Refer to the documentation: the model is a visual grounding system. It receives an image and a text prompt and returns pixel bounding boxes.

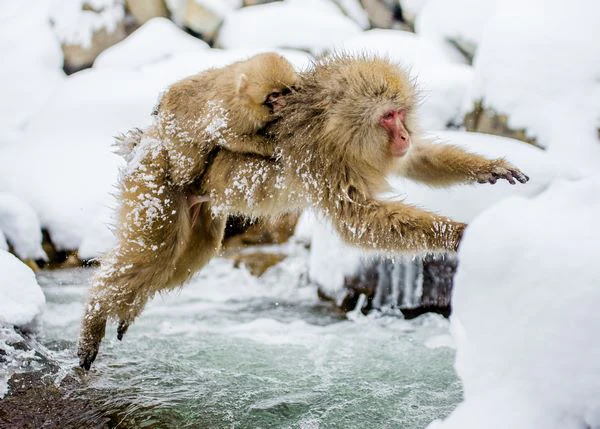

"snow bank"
[429,177,600,429]
[0,68,157,253]
[94,17,209,69]
[216,0,362,54]
[0,1,64,130]
[334,30,472,129]
[466,0,600,173]
[0,250,45,327]
[0,193,46,261]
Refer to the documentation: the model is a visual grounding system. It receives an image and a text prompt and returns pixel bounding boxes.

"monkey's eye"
[382,111,395,120]
[281,87,292,96]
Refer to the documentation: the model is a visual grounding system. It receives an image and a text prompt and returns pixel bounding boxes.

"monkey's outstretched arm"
[328,196,466,253]
[399,141,529,187]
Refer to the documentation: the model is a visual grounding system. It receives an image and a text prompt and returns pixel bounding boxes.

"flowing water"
[34,244,461,428]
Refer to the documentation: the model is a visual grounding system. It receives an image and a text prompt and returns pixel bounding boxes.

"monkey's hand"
[77,306,108,370]
[476,160,529,185]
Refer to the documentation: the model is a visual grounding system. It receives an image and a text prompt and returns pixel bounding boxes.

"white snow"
[94,17,209,69]
[0,230,7,251]
[216,0,362,54]
[0,1,65,130]
[466,0,600,173]
[0,67,157,252]
[428,177,600,429]
[0,193,47,261]
[308,216,363,298]
[193,0,242,17]
[334,29,467,67]
[415,0,496,55]
[0,250,46,327]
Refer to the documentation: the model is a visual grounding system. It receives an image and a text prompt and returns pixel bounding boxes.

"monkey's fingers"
[117,320,129,341]
[509,169,530,184]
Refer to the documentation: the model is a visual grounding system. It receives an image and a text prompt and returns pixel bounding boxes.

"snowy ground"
[1,0,600,426]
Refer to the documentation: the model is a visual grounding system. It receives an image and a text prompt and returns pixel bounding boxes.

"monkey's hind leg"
[167,202,227,288]
[78,138,193,369]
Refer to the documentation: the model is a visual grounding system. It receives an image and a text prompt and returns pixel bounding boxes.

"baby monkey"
[154,52,298,187]
[78,53,298,369]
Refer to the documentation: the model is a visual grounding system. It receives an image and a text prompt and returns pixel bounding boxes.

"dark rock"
[464,100,541,147]
[319,254,457,319]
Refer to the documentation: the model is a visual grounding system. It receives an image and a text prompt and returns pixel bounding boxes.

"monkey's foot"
[77,311,107,370]
[477,164,529,185]
[117,320,129,341]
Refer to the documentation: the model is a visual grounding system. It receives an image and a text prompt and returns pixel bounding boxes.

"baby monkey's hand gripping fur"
[78,55,529,370]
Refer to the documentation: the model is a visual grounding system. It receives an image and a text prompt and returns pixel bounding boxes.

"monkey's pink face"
[379,109,411,157]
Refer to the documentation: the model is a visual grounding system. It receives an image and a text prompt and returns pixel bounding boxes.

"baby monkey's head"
[233,53,298,130]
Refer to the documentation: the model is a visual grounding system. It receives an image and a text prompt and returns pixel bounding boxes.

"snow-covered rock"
[94,17,209,69]
[49,0,125,48]
[0,250,45,327]
[331,0,370,29]
[0,1,65,130]
[0,193,46,261]
[49,0,127,71]
[428,177,600,429]
[466,0,600,173]
[126,0,169,25]
[216,0,362,54]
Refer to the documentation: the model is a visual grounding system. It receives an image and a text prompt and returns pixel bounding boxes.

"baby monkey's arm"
[219,134,277,158]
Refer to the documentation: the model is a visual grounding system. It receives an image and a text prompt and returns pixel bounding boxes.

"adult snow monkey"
[78,55,528,370]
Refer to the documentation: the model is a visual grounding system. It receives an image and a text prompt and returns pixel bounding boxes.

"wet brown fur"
[78,55,528,369]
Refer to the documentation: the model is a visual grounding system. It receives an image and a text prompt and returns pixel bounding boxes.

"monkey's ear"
[236,73,248,94]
